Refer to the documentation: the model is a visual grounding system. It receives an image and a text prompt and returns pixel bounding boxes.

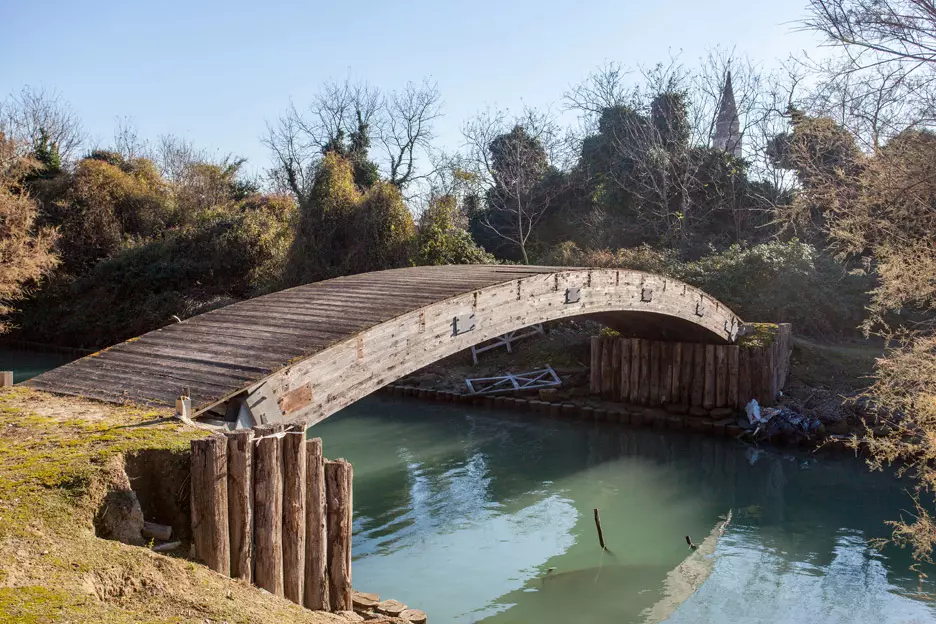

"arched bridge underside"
[27,265,743,427]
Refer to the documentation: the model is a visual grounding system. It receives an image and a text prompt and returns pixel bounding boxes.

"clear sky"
[2,0,822,176]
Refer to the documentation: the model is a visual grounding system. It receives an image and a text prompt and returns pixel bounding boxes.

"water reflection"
[314,396,936,624]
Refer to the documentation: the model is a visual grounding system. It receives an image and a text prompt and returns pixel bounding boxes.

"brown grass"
[0,387,349,623]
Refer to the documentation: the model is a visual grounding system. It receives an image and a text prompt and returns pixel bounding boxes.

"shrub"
[15,196,295,347]
[414,195,494,266]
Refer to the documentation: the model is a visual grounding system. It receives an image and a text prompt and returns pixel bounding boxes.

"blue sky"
[2,0,821,176]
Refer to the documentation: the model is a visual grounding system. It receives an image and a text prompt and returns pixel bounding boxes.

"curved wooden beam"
[26,265,742,426]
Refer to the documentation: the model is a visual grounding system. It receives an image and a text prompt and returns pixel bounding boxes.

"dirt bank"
[0,387,368,623]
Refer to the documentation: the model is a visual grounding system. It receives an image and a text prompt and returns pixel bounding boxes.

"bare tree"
[113,116,148,161]
[379,80,442,188]
[0,87,84,161]
[462,108,571,263]
[265,78,441,202]
[565,61,636,131]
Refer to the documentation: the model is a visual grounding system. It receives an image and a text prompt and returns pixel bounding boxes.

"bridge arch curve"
[28,265,742,426]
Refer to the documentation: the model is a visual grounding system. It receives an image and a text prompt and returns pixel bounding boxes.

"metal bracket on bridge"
[695,301,706,317]
[641,288,653,302]
[453,313,477,336]
[565,287,581,304]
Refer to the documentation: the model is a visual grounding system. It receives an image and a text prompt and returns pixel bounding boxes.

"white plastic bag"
[745,399,766,426]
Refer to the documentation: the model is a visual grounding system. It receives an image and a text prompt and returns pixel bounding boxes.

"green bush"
[14,197,295,348]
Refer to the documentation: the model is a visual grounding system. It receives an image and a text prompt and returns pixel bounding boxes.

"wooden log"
[304,437,328,611]
[727,346,740,408]
[703,345,716,409]
[629,339,641,403]
[227,429,253,581]
[764,343,777,404]
[0,371,12,387]
[600,337,614,399]
[400,609,427,624]
[589,336,601,394]
[619,339,631,402]
[282,427,307,605]
[738,347,751,406]
[680,342,694,405]
[611,338,622,401]
[325,459,353,612]
[142,521,172,542]
[649,341,661,406]
[747,347,763,405]
[661,342,673,404]
[715,345,728,408]
[638,339,651,405]
[671,343,682,405]
[254,424,284,596]
[691,344,705,406]
[190,434,230,576]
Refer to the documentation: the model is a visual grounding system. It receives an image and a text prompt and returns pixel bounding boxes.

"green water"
[0,348,74,383]
[316,396,936,624]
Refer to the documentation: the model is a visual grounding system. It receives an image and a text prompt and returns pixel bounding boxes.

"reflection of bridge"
[27,265,742,426]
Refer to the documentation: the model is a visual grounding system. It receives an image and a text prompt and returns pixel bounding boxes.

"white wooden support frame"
[470,324,545,365]
[465,366,561,395]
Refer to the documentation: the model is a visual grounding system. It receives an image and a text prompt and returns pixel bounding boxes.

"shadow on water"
[313,396,936,624]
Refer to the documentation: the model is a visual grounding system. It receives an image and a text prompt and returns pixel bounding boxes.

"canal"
[317,396,936,624]
[9,352,935,622]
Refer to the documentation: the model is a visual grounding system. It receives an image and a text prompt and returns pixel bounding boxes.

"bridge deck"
[26,265,558,410]
[26,264,742,422]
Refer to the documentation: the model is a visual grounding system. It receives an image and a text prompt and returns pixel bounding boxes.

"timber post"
[304,437,328,611]
[325,459,353,611]
[253,423,284,597]
[227,429,253,581]
[282,424,307,605]
[190,434,230,576]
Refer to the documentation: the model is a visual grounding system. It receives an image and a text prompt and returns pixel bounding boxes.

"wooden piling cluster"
[589,324,792,409]
[190,425,352,612]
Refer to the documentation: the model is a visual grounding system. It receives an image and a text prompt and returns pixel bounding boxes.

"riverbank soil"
[402,320,883,433]
[0,387,366,623]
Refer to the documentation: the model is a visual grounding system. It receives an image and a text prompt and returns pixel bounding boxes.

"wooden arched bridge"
[27,265,743,427]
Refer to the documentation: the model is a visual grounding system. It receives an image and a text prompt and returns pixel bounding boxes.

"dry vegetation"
[0,387,350,624]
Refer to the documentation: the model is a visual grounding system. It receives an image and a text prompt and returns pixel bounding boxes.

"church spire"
[713,71,742,157]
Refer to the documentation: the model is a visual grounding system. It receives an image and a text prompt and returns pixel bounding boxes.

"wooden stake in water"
[593,508,607,550]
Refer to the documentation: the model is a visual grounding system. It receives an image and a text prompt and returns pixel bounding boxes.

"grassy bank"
[0,387,346,624]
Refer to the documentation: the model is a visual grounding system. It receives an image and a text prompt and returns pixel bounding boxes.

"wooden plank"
[619,338,631,402]
[600,337,613,399]
[191,435,230,576]
[680,342,693,405]
[282,427,307,605]
[253,424,284,597]
[661,342,673,404]
[715,345,728,408]
[747,347,762,405]
[727,345,740,408]
[629,338,641,403]
[691,344,705,407]
[304,438,328,611]
[649,341,661,406]
[671,343,683,404]
[589,336,601,394]
[325,459,353,612]
[638,339,651,405]
[703,345,716,409]
[738,347,751,406]
[227,430,253,582]
[611,338,622,401]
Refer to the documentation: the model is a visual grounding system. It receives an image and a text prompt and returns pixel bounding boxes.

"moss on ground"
[0,387,347,624]
[737,323,778,349]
